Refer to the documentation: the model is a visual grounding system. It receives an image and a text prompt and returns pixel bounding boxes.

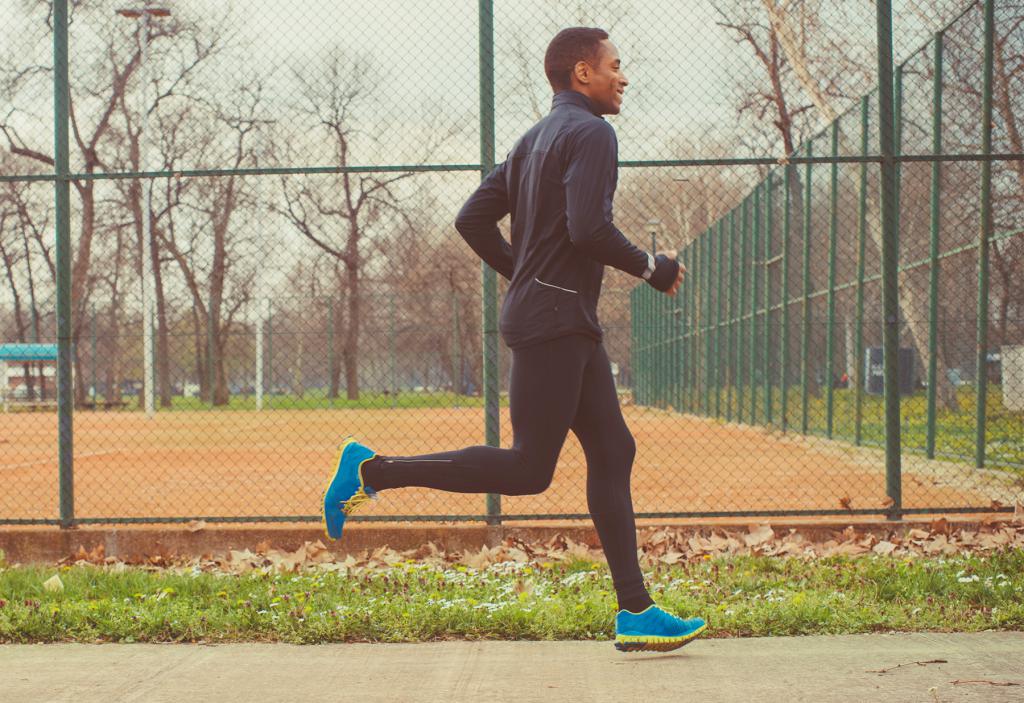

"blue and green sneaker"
[614,605,707,652]
[321,436,379,541]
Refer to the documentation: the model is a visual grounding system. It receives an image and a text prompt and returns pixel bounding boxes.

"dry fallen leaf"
[744,524,775,547]
[43,574,64,593]
[186,520,206,533]
[872,541,897,556]
[660,551,684,565]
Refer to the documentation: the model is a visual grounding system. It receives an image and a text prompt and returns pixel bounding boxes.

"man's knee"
[510,450,557,495]
[516,466,555,495]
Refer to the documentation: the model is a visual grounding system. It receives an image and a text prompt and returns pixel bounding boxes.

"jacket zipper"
[534,277,579,294]
[383,459,454,464]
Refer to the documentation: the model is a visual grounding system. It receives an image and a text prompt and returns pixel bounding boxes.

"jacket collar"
[551,90,603,117]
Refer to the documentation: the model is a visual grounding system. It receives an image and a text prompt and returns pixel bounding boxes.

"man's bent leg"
[361,334,594,495]
[570,342,654,614]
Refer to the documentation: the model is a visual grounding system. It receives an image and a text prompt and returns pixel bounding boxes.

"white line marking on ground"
[0,450,119,471]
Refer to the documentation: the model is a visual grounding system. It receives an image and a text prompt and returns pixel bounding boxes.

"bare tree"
[0,154,54,400]
[275,49,461,400]
[158,82,267,405]
[989,6,1024,346]
[1,1,222,405]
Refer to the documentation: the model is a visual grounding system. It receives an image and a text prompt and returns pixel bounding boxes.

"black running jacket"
[454,89,655,350]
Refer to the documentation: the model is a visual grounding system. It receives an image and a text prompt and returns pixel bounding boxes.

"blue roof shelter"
[0,343,59,362]
[1,343,60,411]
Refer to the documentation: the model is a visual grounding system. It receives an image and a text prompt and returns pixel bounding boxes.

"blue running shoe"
[614,605,707,652]
[322,436,379,541]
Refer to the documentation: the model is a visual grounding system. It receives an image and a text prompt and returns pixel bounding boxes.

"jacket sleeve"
[454,161,514,281]
[562,120,649,277]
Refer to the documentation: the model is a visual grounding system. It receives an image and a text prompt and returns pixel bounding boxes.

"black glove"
[646,254,680,292]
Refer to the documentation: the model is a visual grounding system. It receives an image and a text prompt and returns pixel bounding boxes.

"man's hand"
[656,249,686,296]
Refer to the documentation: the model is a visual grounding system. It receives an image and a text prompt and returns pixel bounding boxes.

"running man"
[322,27,706,653]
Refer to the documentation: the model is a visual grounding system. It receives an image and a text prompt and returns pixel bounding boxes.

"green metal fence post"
[855,96,870,446]
[673,268,681,411]
[54,0,74,529]
[706,226,715,415]
[726,210,736,422]
[895,64,903,258]
[653,242,660,409]
[926,32,944,458]
[453,292,461,408]
[661,280,667,409]
[629,292,635,402]
[764,177,774,425]
[638,286,647,407]
[781,165,792,433]
[681,247,689,411]
[801,140,813,435]
[738,199,749,423]
[751,184,761,425]
[389,294,397,409]
[479,0,501,525]
[877,0,903,520]
[716,218,726,418]
[638,288,644,406]
[975,0,994,469]
[699,235,708,414]
[638,292,644,406]
[692,242,698,412]
[826,122,839,438]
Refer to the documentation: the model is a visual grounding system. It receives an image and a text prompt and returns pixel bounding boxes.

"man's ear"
[573,60,591,85]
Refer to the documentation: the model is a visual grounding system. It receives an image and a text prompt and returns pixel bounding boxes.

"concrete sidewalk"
[2,632,1022,703]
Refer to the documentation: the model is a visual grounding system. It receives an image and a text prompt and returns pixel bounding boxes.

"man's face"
[574,39,629,115]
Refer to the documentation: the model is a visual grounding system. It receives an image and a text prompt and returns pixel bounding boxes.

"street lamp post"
[117,6,170,417]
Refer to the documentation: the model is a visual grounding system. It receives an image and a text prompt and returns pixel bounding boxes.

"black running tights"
[360,333,654,613]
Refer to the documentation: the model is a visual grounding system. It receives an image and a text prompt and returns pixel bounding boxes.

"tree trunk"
[105,301,124,404]
[70,182,97,407]
[152,229,172,407]
[343,264,361,401]
[328,288,343,399]
[214,328,230,406]
[292,331,304,399]
[192,305,206,401]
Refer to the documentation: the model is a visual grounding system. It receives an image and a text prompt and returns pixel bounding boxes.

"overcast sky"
[1,0,951,169]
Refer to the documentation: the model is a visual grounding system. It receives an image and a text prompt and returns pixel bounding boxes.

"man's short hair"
[544,27,610,92]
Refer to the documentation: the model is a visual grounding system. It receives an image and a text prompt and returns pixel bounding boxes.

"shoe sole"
[613,623,707,652]
[321,435,356,541]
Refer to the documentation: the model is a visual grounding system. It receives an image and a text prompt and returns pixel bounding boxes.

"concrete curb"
[0,515,1014,564]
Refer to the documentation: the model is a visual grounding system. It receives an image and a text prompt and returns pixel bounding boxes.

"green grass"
[84,390,512,412]
[655,384,1024,473]
[2,551,1022,643]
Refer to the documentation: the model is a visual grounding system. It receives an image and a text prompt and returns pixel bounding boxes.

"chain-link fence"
[0,0,1020,527]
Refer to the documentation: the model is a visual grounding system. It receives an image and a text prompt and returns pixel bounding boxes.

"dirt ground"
[0,406,1017,523]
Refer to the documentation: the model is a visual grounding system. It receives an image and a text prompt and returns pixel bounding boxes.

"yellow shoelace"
[342,488,373,516]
